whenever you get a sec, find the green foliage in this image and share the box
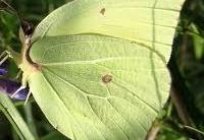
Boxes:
[0,93,35,140]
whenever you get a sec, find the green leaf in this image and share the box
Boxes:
[41,131,70,140]
[0,93,35,140]
[190,24,204,60]
[21,0,185,139]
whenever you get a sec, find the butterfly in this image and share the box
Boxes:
[2,0,185,139]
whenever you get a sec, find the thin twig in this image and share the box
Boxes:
[170,86,193,126]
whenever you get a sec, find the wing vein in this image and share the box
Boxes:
[107,86,147,135]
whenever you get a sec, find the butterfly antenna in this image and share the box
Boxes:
[0,0,33,35]
[0,0,19,17]
[24,91,32,105]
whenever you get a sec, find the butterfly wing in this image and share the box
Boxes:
[32,0,184,62]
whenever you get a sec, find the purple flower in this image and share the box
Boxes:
[0,68,7,76]
[0,60,8,76]
[0,79,28,100]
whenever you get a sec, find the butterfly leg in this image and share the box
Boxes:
[0,50,11,65]
[14,70,23,80]
[0,50,8,59]
[24,90,32,105]
[11,86,26,98]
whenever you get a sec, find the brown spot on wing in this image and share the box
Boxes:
[100,8,105,15]
[102,74,112,84]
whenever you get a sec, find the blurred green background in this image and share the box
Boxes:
[0,0,204,139]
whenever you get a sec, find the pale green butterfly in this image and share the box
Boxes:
[18,0,185,139]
